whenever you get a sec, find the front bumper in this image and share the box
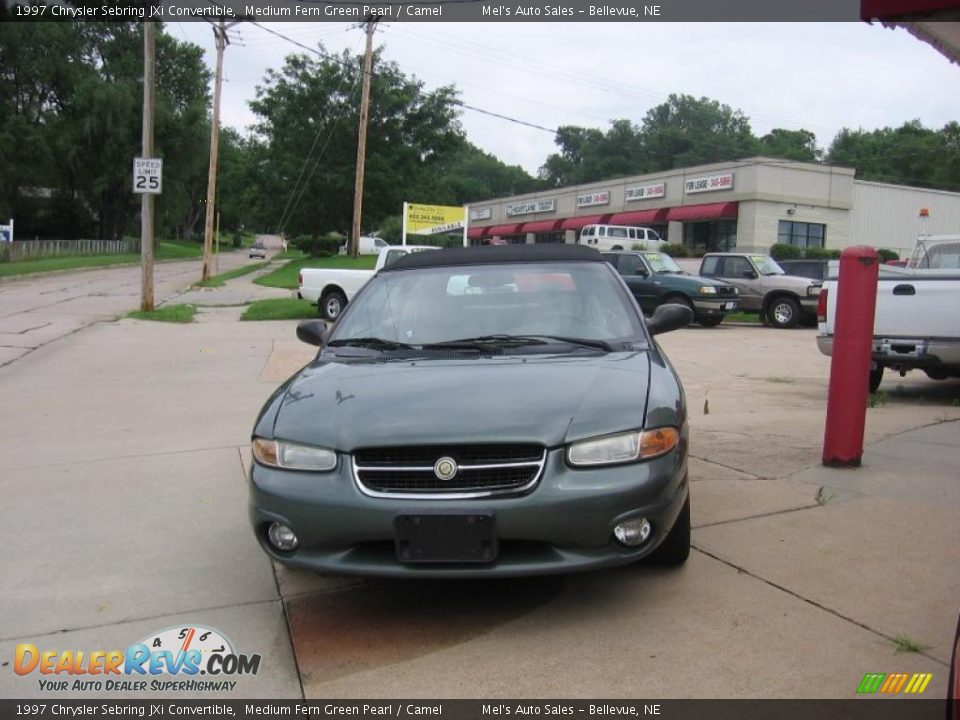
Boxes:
[248,448,688,578]
[692,297,739,315]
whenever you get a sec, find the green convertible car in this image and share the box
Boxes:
[248,245,693,578]
[603,251,739,327]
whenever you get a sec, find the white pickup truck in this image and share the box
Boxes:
[816,236,960,391]
[298,245,438,321]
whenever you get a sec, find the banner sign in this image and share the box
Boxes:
[577,191,610,208]
[0,219,12,242]
[684,173,734,194]
[625,183,666,201]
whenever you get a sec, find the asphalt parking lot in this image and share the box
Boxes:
[1,267,958,700]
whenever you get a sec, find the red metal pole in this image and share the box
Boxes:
[822,246,880,467]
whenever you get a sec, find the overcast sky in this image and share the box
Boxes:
[172,21,958,176]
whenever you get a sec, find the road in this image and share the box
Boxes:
[0,235,282,367]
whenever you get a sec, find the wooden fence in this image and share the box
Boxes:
[0,239,139,262]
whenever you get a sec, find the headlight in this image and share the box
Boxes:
[698,286,717,295]
[567,427,679,467]
[807,285,822,296]
[252,438,337,471]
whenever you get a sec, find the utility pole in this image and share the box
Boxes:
[349,17,377,258]
[201,20,234,281]
[140,21,156,311]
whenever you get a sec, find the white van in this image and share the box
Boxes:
[579,225,665,251]
[339,236,390,256]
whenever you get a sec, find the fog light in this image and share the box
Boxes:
[267,522,298,551]
[614,518,652,547]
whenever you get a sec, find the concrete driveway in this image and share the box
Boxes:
[0,275,957,700]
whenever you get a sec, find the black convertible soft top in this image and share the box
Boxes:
[383,243,604,271]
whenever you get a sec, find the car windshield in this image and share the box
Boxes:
[752,255,784,275]
[329,262,643,350]
[644,252,682,273]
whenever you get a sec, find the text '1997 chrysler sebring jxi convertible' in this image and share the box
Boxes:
[248,245,694,578]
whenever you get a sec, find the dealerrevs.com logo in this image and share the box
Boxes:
[14,625,260,693]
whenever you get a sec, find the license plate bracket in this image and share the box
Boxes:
[395,513,497,564]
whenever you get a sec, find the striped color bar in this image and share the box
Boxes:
[857,672,932,694]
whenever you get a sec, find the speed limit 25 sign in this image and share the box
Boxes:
[133,157,163,194]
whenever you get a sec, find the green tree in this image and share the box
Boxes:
[758,128,822,162]
[827,120,960,191]
[640,94,758,171]
[250,48,465,238]
[0,22,211,240]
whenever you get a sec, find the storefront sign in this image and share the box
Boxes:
[469,206,492,221]
[625,183,666,202]
[684,173,734,194]
[576,191,610,208]
[506,198,556,217]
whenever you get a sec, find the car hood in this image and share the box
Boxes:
[660,272,731,289]
[271,353,652,450]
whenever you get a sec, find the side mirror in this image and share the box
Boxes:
[647,303,693,336]
[296,319,328,346]
[742,270,758,279]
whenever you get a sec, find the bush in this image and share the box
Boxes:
[660,243,688,257]
[232,231,242,249]
[803,247,840,259]
[379,216,403,246]
[292,233,342,257]
[877,248,899,263]
[770,243,802,260]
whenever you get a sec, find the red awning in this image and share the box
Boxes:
[488,223,524,236]
[607,209,669,225]
[666,202,739,223]
[559,214,610,231]
[467,227,487,239]
[520,219,563,234]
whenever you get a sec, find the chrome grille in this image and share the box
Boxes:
[715,286,737,297]
[353,444,546,499]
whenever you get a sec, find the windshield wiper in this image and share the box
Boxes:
[421,335,547,352]
[422,334,615,352]
[327,337,415,351]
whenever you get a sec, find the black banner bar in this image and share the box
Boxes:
[3,0,864,22]
[0,699,948,720]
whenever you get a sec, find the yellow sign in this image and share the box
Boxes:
[405,203,466,235]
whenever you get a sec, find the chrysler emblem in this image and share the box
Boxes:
[433,456,458,481]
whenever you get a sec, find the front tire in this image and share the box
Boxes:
[869,366,884,393]
[647,496,690,566]
[766,296,800,329]
[320,289,347,322]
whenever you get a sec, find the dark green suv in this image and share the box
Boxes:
[603,251,739,327]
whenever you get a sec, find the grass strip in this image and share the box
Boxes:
[127,303,197,323]
[0,241,203,278]
[241,298,317,321]
[253,255,376,290]
[193,263,263,288]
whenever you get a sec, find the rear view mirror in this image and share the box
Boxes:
[296,319,328,346]
[647,303,693,336]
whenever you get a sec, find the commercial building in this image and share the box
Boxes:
[465,157,960,258]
